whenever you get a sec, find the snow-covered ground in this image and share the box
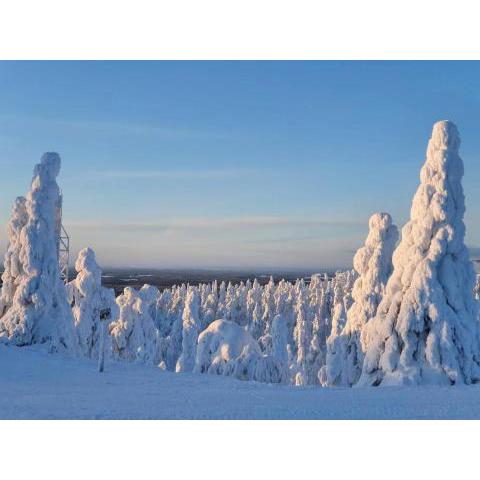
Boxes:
[2,345,480,419]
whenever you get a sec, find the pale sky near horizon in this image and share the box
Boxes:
[0,61,479,270]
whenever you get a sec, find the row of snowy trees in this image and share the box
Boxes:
[1,121,480,387]
[111,269,357,385]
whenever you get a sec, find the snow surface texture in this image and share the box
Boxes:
[320,213,398,387]
[0,153,76,352]
[67,248,118,358]
[2,344,480,419]
[359,121,480,386]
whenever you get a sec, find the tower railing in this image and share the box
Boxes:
[59,223,70,284]
[57,190,70,284]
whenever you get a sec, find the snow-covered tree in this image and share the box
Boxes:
[200,291,217,330]
[176,288,201,373]
[293,287,310,385]
[67,247,119,358]
[256,313,289,383]
[163,285,186,370]
[359,120,480,386]
[216,281,227,319]
[246,279,262,318]
[342,270,356,312]
[138,284,160,327]
[194,314,289,384]
[0,153,76,352]
[330,283,347,340]
[318,283,347,385]
[194,319,261,376]
[271,314,288,371]
[0,197,28,317]
[320,212,398,386]
[306,313,323,384]
[248,302,264,340]
[319,282,334,346]
[474,274,480,301]
[110,287,158,364]
[261,277,276,334]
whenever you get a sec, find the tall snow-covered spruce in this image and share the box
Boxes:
[110,286,159,364]
[319,212,398,386]
[67,247,118,358]
[0,153,76,351]
[254,313,290,383]
[176,287,201,373]
[359,121,480,386]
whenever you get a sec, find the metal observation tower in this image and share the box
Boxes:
[56,190,70,284]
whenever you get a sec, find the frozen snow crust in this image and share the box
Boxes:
[2,344,480,419]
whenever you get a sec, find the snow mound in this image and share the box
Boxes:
[194,319,261,375]
[194,317,290,384]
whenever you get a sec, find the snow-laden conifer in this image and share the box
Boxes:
[293,287,310,385]
[201,291,218,329]
[254,313,289,383]
[0,153,76,351]
[318,283,347,385]
[306,313,323,384]
[359,121,480,386]
[194,319,261,375]
[0,197,28,317]
[67,247,119,358]
[138,284,160,327]
[164,286,186,370]
[110,287,158,364]
[176,287,201,372]
[319,213,398,386]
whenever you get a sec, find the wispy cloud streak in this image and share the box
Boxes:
[67,216,364,233]
[95,168,258,180]
[0,114,228,140]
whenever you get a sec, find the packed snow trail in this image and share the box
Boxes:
[1,345,480,419]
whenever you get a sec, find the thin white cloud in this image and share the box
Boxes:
[95,168,258,180]
[66,215,364,233]
[0,114,228,141]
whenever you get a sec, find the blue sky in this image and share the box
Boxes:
[0,61,479,269]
